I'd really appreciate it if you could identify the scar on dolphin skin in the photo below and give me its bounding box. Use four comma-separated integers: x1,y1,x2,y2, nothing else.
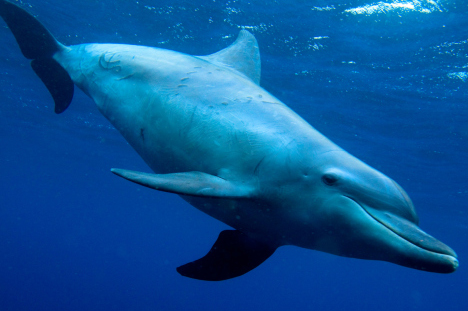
117,73,135,81
98,53,121,71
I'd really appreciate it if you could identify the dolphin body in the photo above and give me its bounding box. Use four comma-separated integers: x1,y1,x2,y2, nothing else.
0,0,458,280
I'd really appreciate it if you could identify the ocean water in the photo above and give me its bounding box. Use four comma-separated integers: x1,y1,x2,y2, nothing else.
0,0,467,310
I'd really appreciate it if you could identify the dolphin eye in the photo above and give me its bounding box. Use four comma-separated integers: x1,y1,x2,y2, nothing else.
322,174,338,186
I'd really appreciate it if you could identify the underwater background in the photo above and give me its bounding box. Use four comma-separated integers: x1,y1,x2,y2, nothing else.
0,0,467,310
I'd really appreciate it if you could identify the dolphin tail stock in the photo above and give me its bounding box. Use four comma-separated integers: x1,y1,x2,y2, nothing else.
0,0,73,113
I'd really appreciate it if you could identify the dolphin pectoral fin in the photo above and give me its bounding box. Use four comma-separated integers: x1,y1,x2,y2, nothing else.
177,230,276,281
111,168,254,198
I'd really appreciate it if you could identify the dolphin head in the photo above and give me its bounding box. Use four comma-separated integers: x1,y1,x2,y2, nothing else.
284,149,458,273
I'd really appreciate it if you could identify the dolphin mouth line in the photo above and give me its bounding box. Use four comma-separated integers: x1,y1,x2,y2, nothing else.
344,196,456,258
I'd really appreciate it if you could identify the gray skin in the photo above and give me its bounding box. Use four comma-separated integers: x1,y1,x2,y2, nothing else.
55,35,457,273
0,0,458,279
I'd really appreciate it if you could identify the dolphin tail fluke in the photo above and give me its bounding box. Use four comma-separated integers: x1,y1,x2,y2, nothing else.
0,0,73,113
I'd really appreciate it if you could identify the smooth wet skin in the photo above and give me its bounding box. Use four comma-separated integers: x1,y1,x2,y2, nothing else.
0,0,458,280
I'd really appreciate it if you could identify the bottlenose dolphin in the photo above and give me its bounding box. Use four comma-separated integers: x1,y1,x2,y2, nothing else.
0,0,458,280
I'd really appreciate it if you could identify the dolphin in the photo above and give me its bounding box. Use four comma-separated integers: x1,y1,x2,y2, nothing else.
0,0,458,281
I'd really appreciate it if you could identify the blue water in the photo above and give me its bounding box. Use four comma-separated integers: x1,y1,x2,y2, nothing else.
1,0,467,310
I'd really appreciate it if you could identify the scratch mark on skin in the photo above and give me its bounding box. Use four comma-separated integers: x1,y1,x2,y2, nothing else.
188,106,197,128
98,54,107,70
186,71,197,74
177,84,188,88
254,156,267,175
117,73,135,80
194,66,202,69
180,77,189,81
180,106,198,138
99,53,121,71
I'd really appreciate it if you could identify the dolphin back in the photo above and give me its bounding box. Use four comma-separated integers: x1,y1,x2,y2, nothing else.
0,0,73,113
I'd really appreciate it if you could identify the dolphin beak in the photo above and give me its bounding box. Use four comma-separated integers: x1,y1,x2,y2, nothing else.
363,206,458,273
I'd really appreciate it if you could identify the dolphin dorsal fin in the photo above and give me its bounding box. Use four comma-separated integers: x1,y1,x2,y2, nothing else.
199,30,261,85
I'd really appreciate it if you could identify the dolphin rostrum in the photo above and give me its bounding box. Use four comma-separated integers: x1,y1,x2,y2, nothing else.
0,0,458,280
